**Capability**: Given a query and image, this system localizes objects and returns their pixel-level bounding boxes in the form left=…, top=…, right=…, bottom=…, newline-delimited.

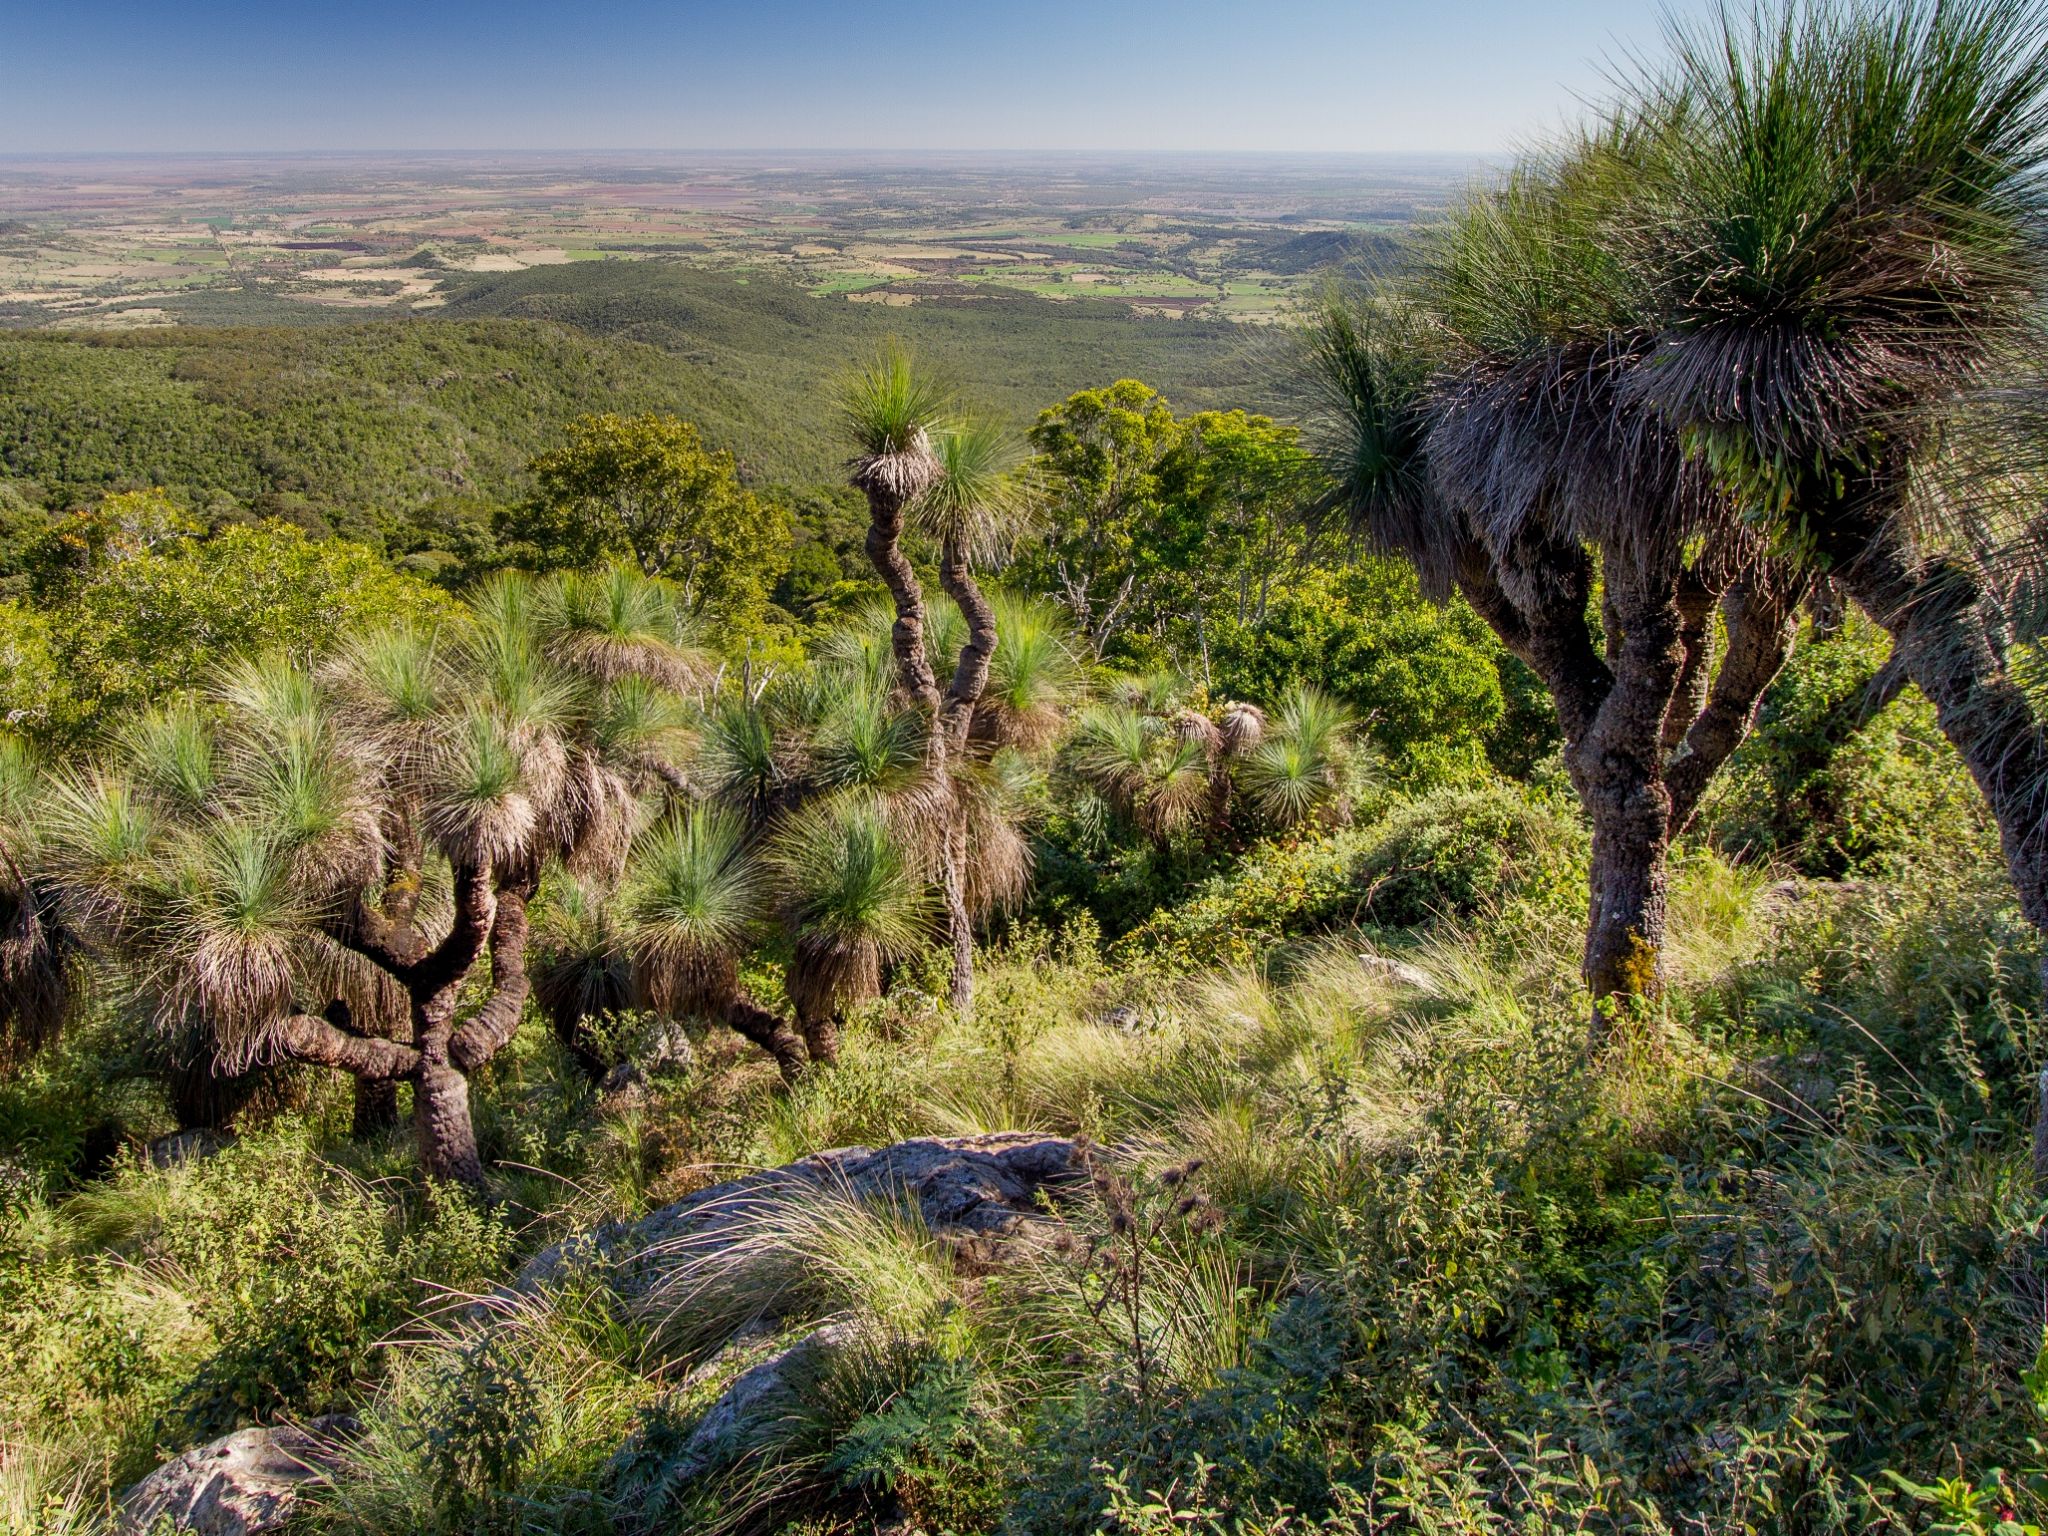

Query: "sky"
left=2, top=1, right=1711, bottom=156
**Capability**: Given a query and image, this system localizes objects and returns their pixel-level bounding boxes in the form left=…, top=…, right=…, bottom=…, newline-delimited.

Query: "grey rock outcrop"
left=117, top=1415, right=359, bottom=1535
left=517, top=1131, right=1082, bottom=1299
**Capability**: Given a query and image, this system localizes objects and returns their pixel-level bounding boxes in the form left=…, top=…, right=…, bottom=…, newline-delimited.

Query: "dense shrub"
left=1708, top=623, right=1994, bottom=879
left=1346, top=784, right=1587, bottom=929
left=1209, top=561, right=1512, bottom=787
left=0, top=1128, right=509, bottom=1487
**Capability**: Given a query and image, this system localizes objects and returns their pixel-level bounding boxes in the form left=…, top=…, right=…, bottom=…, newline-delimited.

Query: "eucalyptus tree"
left=41, top=567, right=708, bottom=1192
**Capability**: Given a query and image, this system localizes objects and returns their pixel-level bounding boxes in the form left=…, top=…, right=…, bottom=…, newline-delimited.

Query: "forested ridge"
left=0, top=265, right=1265, bottom=537
left=8, top=5, right=2048, bottom=1535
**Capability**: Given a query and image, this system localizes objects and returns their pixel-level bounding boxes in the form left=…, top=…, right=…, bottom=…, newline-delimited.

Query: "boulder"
left=117, top=1415, right=359, bottom=1536
left=660, top=1320, right=862, bottom=1482
left=517, top=1132, right=1082, bottom=1299
left=146, top=1128, right=232, bottom=1169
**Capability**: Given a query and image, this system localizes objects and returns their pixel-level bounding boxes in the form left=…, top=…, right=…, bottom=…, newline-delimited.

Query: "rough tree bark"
left=1568, top=570, right=1686, bottom=1004
left=1819, top=492, right=2048, bottom=1188
left=1447, top=527, right=1799, bottom=1024
left=934, top=530, right=1000, bottom=1016
left=271, top=858, right=535, bottom=1194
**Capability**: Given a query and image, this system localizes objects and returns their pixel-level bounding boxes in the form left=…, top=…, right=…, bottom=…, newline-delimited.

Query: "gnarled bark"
left=1820, top=502, right=2048, bottom=1188
left=1568, top=572, right=1685, bottom=1004
left=721, top=995, right=810, bottom=1085
left=269, top=855, right=530, bottom=1194
left=934, top=530, right=999, bottom=1015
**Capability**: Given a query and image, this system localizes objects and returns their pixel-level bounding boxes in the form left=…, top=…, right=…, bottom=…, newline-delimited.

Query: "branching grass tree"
left=1618, top=8, right=2048, bottom=928
left=1575, top=0, right=2048, bottom=1161
left=1304, top=162, right=1807, bottom=1015
left=41, top=567, right=706, bottom=1192
left=842, top=352, right=1037, bottom=1016
left=915, top=418, right=1031, bottom=1013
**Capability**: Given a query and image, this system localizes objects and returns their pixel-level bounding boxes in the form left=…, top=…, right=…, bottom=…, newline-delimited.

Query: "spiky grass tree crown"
left=979, top=592, right=1088, bottom=752
left=1299, top=290, right=1450, bottom=593
left=1622, top=0, right=2048, bottom=473
left=619, top=804, right=765, bottom=1017
left=913, top=418, right=1026, bottom=563
left=1238, top=685, right=1360, bottom=832
left=770, top=798, right=935, bottom=960
left=536, top=564, right=714, bottom=696
left=841, top=347, right=949, bottom=502
left=816, top=596, right=970, bottom=691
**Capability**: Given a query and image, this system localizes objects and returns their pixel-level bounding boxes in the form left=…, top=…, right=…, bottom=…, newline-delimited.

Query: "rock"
left=662, top=1320, right=861, bottom=1482
left=1356, top=955, right=1436, bottom=993
left=117, top=1415, right=359, bottom=1535
left=643, top=1019, right=696, bottom=1077
left=516, top=1132, right=1083, bottom=1299
left=146, top=1128, right=232, bottom=1168
left=600, top=1061, right=648, bottom=1100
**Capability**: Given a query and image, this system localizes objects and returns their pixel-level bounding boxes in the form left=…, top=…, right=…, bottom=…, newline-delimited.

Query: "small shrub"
left=1347, top=784, right=1586, bottom=930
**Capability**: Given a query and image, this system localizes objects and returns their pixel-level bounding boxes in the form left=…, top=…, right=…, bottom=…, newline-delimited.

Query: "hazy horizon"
left=7, top=1, right=1713, bottom=157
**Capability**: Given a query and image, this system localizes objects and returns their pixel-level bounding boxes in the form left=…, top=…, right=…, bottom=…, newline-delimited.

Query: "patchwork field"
left=0, top=151, right=1470, bottom=329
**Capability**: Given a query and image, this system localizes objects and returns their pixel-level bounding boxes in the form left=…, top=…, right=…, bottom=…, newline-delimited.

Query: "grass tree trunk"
left=281, top=860, right=533, bottom=1196
left=414, top=1055, right=485, bottom=1189
left=1826, top=512, right=2048, bottom=1189
left=936, top=531, right=999, bottom=1016
left=721, top=997, right=810, bottom=1085
left=351, top=1078, right=400, bottom=1137
left=1569, top=582, right=1684, bottom=1011
left=861, top=483, right=942, bottom=716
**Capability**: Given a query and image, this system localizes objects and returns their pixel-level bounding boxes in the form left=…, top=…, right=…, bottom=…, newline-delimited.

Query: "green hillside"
left=435, top=261, right=1275, bottom=462
left=0, top=268, right=1272, bottom=547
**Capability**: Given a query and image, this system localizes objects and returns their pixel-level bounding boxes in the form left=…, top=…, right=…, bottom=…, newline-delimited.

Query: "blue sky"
left=3, top=1, right=1708, bottom=155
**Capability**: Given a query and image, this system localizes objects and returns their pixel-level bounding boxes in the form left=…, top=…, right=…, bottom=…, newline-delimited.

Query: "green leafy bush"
left=1347, top=784, right=1586, bottom=929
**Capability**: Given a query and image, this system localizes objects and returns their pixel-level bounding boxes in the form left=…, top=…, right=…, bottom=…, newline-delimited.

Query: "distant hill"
left=435, top=262, right=1276, bottom=461
left=1243, top=228, right=1406, bottom=277
left=0, top=322, right=736, bottom=548
left=0, top=267, right=1278, bottom=547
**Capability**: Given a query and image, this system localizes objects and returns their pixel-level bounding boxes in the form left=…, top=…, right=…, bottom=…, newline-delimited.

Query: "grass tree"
left=618, top=804, right=808, bottom=1083
left=769, top=797, right=936, bottom=1064
left=843, top=348, right=948, bottom=717
left=0, top=735, right=74, bottom=1063
left=915, top=418, right=1029, bottom=1013
left=41, top=568, right=703, bottom=1192
left=1236, top=685, right=1358, bottom=832
left=1616, top=1, right=2048, bottom=984
left=1304, top=206, right=1804, bottom=1011
left=842, top=352, right=1038, bottom=1016
left=972, top=592, right=1090, bottom=753
left=1069, top=681, right=1346, bottom=847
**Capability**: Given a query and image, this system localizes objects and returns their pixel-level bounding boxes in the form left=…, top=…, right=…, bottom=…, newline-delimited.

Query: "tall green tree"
left=503, top=413, right=790, bottom=621
left=1021, top=380, right=1183, bottom=659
